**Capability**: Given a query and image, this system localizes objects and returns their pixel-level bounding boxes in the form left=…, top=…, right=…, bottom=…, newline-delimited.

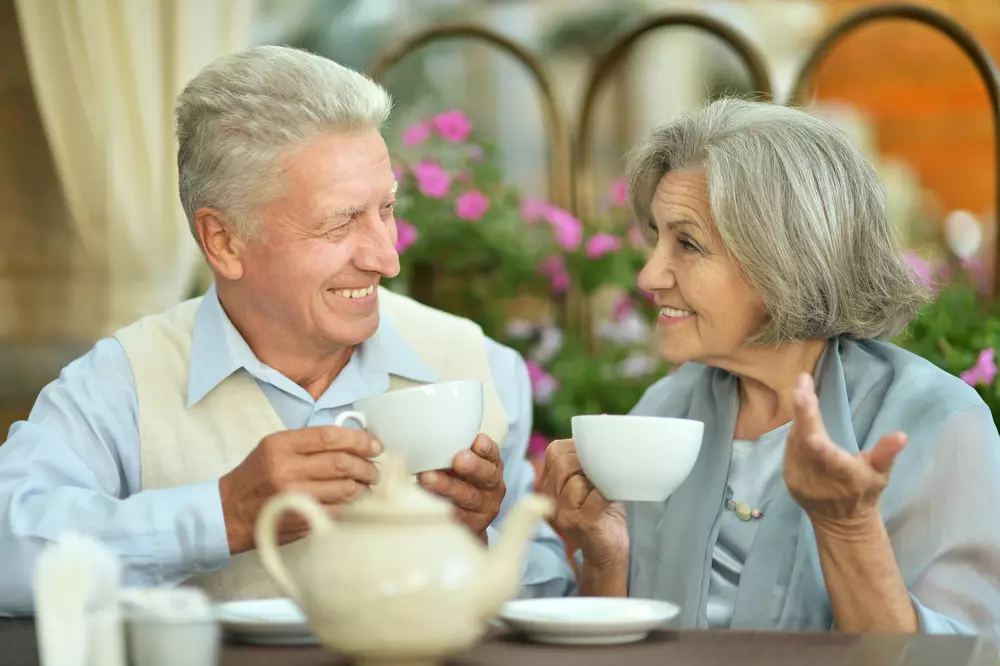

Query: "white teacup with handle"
left=333, top=379, right=485, bottom=474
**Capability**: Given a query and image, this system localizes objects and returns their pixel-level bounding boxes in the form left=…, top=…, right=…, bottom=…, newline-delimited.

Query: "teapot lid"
left=340, top=454, right=454, bottom=523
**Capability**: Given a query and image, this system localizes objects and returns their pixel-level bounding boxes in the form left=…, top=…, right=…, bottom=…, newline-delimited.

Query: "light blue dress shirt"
left=0, top=286, right=575, bottom=613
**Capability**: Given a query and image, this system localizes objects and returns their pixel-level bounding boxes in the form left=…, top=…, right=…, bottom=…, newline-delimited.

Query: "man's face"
left=232, top=129, right=400, bottom=353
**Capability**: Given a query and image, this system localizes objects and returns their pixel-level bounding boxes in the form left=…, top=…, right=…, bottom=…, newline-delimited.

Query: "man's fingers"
left=288, top=426, right=382, bottom=458
left=471, top=434, right=501, bottom=464
left=452, top=449, right=501, bottom=490
left=301, top=451, right=380, bottom=485
left=291, top=479, right=369, bottom=505
left=419, top=470, right=481, bottom=511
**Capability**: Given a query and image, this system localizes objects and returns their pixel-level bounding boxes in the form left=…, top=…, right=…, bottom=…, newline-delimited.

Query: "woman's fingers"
left=867, top=431, right=908, bottom=475
left=542, top=440, right=585, bottom=498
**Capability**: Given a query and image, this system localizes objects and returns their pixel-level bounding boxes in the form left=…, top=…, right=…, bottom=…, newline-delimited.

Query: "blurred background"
left=2, top=0, right=999, bottom=447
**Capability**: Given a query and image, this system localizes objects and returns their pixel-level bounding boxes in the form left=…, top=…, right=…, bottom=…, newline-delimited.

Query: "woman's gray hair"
left=176, top=45, right=392, bottom=240
left=626, top=98, right=929, bottom=344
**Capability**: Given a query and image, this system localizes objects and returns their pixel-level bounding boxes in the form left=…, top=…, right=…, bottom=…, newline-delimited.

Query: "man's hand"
left=418, top=434, right=505, bottom=538
left=219, top=427, right=382, bottom=554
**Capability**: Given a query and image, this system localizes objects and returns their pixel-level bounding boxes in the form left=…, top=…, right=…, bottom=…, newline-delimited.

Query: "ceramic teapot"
left=255, top=453, right=553, bottom=665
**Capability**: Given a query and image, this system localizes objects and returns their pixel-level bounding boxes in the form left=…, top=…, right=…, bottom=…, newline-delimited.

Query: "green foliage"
left=894, top=269, right=1000, bottom=424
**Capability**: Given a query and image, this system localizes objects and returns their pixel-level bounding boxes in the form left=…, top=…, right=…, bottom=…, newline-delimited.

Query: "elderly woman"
left=542, top=99, right=1000, bottom=639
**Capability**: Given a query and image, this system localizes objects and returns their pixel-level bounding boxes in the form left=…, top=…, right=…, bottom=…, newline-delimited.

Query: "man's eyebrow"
left=382, top=181, right=398, bottom=201
left=326, top=182, right=400, bottom=219
left=327, top=204, right=367, bottom=218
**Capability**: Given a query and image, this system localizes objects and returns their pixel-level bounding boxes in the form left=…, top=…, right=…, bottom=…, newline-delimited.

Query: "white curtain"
left=14, top=0, right=257, bottom=333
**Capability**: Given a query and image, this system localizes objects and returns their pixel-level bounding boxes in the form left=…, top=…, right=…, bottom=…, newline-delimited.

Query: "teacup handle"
left=255, top=493, right=333, bottom=605
left=333, top=410, right=367, bottom=429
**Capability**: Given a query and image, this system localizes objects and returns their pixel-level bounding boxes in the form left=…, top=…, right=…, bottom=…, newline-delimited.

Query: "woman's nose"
left=638, top=246, right=676, bottom=292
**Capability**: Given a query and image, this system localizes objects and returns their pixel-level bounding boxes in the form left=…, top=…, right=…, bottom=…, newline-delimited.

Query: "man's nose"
left=354, top=216, right=401, bottom=278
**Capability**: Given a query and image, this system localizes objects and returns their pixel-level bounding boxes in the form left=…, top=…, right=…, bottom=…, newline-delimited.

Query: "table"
left=3, top=618, right=997, bottom=666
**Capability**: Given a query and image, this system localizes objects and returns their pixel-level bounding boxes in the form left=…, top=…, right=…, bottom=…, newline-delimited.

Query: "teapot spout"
left=479, top=493, right=553, bottom=617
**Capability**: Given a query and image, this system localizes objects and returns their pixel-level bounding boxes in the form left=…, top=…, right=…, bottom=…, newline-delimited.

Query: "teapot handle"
left=254, top=493, right=333, bottom=605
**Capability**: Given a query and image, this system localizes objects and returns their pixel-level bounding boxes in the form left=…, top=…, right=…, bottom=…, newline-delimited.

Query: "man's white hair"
left=626, top=98, right=929, bottom=345
left=175, top=45, right=393, bottom=240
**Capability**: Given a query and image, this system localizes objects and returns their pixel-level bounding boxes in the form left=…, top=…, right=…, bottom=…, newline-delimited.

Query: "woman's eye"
left=380, top=203, right=395, bottom=219
left=679, top=238, right=700, bottom=253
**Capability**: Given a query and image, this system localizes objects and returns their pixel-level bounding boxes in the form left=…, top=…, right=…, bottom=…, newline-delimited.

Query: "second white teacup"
left=572, top=414, right=704, bottom=502
left=334, top=380, right=484, bottom=474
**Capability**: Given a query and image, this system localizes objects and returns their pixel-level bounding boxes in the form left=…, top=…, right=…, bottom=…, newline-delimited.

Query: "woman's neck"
left=720, top=339, right=827, bottom=440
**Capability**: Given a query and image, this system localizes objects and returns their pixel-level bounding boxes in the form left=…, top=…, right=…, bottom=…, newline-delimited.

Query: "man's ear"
left=195, top=209, right=246, bottom=280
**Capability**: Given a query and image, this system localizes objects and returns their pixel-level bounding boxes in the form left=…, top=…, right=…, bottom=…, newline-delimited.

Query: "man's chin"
left=325, top=312, right=380, bottom=348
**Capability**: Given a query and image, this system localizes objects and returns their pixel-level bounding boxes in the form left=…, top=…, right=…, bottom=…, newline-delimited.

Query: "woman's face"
left=637, top=169, right=766, bottom=367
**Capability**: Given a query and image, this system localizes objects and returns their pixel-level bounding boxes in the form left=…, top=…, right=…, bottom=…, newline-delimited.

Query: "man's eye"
left=325, top=223, right=350, bottom=238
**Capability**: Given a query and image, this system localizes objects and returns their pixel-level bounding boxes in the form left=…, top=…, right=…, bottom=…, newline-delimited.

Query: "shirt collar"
left=186, top=284, right=438, bottom=408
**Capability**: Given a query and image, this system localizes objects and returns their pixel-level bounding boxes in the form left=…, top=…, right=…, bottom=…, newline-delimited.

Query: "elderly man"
left=0, top=45, right=575, bottom=611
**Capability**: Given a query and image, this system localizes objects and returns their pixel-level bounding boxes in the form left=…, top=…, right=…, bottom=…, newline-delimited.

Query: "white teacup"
left=334, top=380, right=484, bottom=474
left=571, top=414, right=704, bottom=502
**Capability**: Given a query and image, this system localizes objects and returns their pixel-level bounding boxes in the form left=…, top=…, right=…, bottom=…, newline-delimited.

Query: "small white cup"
left=126, top=619, right=220, bottom=666
left=121, top=587, right=220, bottom=666
left=571, top=414, right=704, bottom=502
left=334, top=380, right=484, bottom=474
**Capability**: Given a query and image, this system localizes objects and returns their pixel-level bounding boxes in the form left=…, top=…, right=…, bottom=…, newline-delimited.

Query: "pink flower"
left=432, top=110, right=472, bottom=143
left=403, top=121, right=432, bottom=148
left=585, top=232, right=623, bottom=258
left=961, top=348, right=997, bottom=387
left=455, top=190, right=490, bottom=221
left=520, top=196, right=551, bottom=223
left=529, top=325, right=563, bottom=364
left=412, top=161, right=451, bottom=199
left=618, top=353, right=658, bottom=378
left=612, top=294, right=635, bottom=321
left=467, top=144, right=484, bottom=161
left=628, top=226, right=647, bottom=248
left=529, top=431, right=549, bottom=457
left=505, top=319, right=536, bottom=339
left=394, top=219, right=417, bottom=254
left=546, top=206, right=583, bottom=251
left=526, top=361, right=559, bottom=405
left=610, top=178, right=628, bottom=207
left=540, top=255, right=570, bottom=293
left=904, top=250, right=944, bottom=291
left=961, top=257, right=989, bottom=294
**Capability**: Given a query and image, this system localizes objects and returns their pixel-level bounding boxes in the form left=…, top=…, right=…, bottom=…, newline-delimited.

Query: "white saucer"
left=214, top=598, right=317, bottom=645
left=498, top=597, right=680, bottom=645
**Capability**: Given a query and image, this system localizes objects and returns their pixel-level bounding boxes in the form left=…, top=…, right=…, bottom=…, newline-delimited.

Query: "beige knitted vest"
left=114, top=287, right=508, bottom=601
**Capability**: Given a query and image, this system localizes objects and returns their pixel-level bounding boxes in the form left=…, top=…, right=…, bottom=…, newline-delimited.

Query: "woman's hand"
left=541, top=439, right=629, bottom=570
left=784, top=373, right=908, bottom=535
